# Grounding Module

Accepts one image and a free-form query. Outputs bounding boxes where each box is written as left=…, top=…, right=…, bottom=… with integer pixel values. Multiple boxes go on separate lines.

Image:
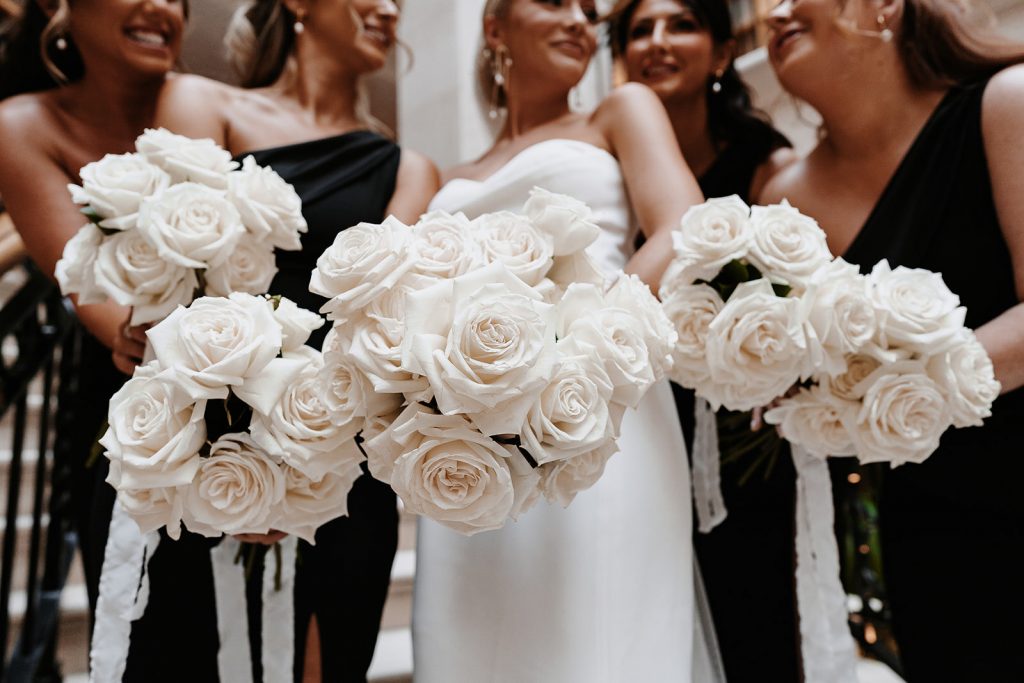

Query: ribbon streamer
left=211, top=538, right=255, bottom=683
left=261, top=536, right=298, bottom=683
left=89, top=502, right=160, bottom=683
left=792, top=446, right=859, bottom=683
left=692, top=397, right=727, bottom=533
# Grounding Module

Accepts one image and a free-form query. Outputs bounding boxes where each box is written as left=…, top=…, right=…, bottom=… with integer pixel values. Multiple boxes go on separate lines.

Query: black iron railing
left=0, top=261, right=76, bottom=683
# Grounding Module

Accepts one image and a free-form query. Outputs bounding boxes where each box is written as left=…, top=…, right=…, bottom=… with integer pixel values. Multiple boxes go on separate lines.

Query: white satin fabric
left=413, top=139, right=709, bottom=683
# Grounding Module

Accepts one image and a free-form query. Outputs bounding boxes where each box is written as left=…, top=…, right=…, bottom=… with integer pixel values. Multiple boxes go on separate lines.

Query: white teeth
left=127, top=30, right=167, bottom=47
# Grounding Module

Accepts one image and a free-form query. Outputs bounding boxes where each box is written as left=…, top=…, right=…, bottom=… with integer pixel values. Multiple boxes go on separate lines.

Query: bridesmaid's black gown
left=677, top=142, right=801, bottom=683
left=124, top=131, right=401, bottom=683
left=841, top=78, right=1024, bottom=681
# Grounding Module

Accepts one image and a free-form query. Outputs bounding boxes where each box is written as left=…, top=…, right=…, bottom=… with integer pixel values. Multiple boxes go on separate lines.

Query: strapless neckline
left=441, top=138, right=617, bottom=189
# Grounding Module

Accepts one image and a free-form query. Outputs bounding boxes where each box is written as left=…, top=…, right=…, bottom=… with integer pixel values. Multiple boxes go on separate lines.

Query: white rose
left=228, top=155, right=307, bottom=251
left=853, top=361, right=951, bottom=466
left=825, top=353, right=882, bottom=401
left=136, top=128, right=237, bottom=189
left=309, top=217, right=417, bottom=321
left=368, top=404, right=518, bottom=535
left=523, top=186, right=601, bottom=256
left=137, top=182, right=247, bottom=269
left=410, top=211, right=482, bottom=279
left=538, top=445, right=616, bottom=508
left=183, top=434, right=286, bottom=537
left=746, top=200, right=832, bottom=289
left=203, top=238, right=278, bottom=297
left=111, top=476, right=185, bottom=539
left=54, top=223, right=106, bottom=303
left=520, top=350, right=616, bottom=465
left=277, top=460, right=364, bottom=543
left=69, top=152, right=171, bottom=229
left=805, top=259, right=877, bottom=374
left=147, top=293, right=305, bottom=411
left=362, top=409, right=403, bottom=483
left=339, top=310, right=430, bottom=397
left=472, top=211, right=554, bottom=286
left=546, top=250, right=605, bottom=289
left=401, top=262, right=557, bottom=435
left=272, top=296, right=325, bottom=353
left=704, top=279, right=814, bottom=411
left=927, top=332, right=1000, bottom=428
left=764, top=386, right=858, bottom=458
left=659, top=277, right=723, bottom=390
left=92, top=228, right=199, bottom=325
left=604, top=272, right=677, bottom=380
left=320, top=327, right=403, bottom=427
left=869, top=260, right=967, bottom=355
left=670, top=195, right=751, bottom=283
left=99, top=362, right=207, bottom=489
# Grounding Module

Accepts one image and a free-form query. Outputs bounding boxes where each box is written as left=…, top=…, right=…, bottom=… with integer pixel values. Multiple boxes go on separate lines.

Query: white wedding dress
left=413, top=139, right=717, bottom=683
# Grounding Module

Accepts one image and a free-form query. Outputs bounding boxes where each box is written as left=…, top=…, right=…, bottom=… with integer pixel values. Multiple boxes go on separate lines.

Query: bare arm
left=385, top=148, right=440, bottom=223
left=152, top=74, right=230, bottom=145
left=594, top=83, right=704, bottom=292
left=979, top=65, right=1024, bottom=394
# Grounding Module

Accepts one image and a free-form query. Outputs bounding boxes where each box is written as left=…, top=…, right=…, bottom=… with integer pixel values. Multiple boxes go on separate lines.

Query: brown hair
left=478, top=0, right=514, bottom=111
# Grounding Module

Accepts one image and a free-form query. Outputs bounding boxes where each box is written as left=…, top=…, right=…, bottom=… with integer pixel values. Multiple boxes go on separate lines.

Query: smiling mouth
left=552, top=41, right=586, bottom=59
left=772, top=28, right=805, bottom=56
left=125, top=27, right=170, bottom=49
left=363, top=27, right=393, bottom=49
left=642, top=61, right=679, bottom=80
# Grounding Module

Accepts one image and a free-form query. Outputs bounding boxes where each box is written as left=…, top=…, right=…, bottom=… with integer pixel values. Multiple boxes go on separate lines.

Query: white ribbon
left=211, top=538, right=255, bottom=683
left=261, top=536, right=298, bottom=683
left=792, top=446, right=859, bottom=683
left=692, top=397, right=727, bottom=533
left=89, top=501, right=160, bottom=683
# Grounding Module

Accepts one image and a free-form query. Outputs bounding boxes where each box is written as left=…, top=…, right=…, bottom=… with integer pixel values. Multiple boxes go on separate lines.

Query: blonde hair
left=477, top=0, right=514, bottom=112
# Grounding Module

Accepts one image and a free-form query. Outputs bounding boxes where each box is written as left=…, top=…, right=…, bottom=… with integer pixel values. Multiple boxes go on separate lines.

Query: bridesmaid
left=612, top=3, right=800, bottom=680
left=153, top=0, right=437, bottom=679
left=0, top=0, right=187, bottom=620
left=761, top=0, right=1024, bottom=679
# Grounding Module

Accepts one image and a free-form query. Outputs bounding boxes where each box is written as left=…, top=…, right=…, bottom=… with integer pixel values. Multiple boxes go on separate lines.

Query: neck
left=501, top=77, right=572, bottom=139
left=663, top=93, right=718, bottom=178
left=62, top=67, right=165, bottom=135
left=274, top=41, right=362, bottom=128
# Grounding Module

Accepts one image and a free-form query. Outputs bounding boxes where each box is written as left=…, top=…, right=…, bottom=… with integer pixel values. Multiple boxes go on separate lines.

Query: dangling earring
left=55, top=35, right=68, bottom=51
left=877, top=14, right=893, bottom=42
left=294, top=8, right=307, bottom=35
left=488, top=44, right=512, bottom=121
left=711, top=69, right=724, bottom=94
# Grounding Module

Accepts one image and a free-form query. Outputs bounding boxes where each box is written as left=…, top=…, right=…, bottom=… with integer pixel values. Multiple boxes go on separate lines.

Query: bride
left=413, top=1, right=715, bottom=681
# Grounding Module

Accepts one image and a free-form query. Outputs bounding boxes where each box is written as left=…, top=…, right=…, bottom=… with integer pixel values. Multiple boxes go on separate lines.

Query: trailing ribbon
left=792, top=446, right=859, bottom=683
left=261, top=536, right=298, bottom=683
left=692, top=397, right=727, bottom=533
left=211, top=538, right=254, bottom=683
left=89, top=502, right=160, bottom=683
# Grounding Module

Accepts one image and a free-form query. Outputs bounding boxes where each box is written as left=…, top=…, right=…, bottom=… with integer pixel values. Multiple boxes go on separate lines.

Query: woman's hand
left=111, top=317, right=148, bottom=376
left=234, top=531, right=288, bottom=546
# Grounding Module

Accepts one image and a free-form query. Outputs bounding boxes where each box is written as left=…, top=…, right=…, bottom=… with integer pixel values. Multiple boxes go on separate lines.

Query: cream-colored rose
left=472, top=211, right=554, bottom=286
left=99, top=362, right=207, bottom=489
left=604, top=272, right=677, bottom=380
left=538, top=445, right=616, bottom=508
left=805, top=259, right=877, bottom=374
left=271, top=296, right=325, bottom=353
left=69, top=152, right=171, bottom=229
left=136, top=128, right=237, bottom=189
left=764, top=386, right=858, bottom=458
left=670, top=195, right=751, bottom=283
left=109, top=469, right=185, bottom=539
left=368, top=405, right=518, bottom=535
left=523, top=186, right=601, bottom=256
left=927, top=332, right=1001, bottom=428
left=659, top=276, right=723, bottom=390
left=137, top=182, right=247, bottom=269
left=869, top=260, right=967, bottom=355
left=228, top=155, right=307, bottom=250
left=853, top=361, right=951, bottom=466
left=704, top=279, right=814, bottom=411
left=319, top=326, right=403, bottom=427
left=401, top=262, right=557, bottom=435
left=309, top=217, right=417, bottom=322
left=183, top=434, right=286, bottom=537
left=826, top=354, right=882, bottom=401
left=204, top=238, right=278, bottom=297
left=520, top=350, right=616, bottom=465
left=92, top=228, right=199, bottom=325
left=746, top=200, right=832, bottom=289
left=54, top=223, right=106, bottom=304
left=277, top=458, right=364, bottom=543
left=410, top=211, right=482, bottom=279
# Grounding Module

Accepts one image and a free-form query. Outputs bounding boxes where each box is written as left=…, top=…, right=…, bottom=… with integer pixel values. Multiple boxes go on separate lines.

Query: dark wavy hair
left=609, top=0, right=789, bottom=157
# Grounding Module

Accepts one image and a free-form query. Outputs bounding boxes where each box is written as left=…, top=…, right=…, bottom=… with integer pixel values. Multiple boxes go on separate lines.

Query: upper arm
left=595, top=82, right=703, bottom=237
left=153, top=74, right=229, bottom=144
left=983, top=65, right=1024, bottom=301
left=385, top=148, right=440, bottom=223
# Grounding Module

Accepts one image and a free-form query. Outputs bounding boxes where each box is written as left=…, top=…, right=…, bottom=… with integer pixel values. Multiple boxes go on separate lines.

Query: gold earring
left=489, top=44, right=513, bottom=120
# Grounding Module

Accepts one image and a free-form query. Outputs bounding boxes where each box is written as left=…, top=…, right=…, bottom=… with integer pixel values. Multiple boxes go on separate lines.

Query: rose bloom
left=54, top=223, right=106, bottom=304
left=472, top=210, right=554, bottom=286
left=271, top=296, right=325, bottom=353
left=746, top=200, right=832, bottom=290
left=523, top=186, right=601, bottom=257
left=538, top=445, right=616, bottom=508
left=203, top=238, right=278, bottom=298
left=319, top=326, right=403, bottom=427
left=659, top=276, right=723, bottom=390
left=670, top=195, right=752, bottom=283
left=69, top=152, right=170, bottom=229
left=926, top=331, right=1001, bottom=428
left=869, top=260, right=967, bottom=355
left=277, top=458, right=364, bottom=543
left=825, top=353, right=883, bottom=401
left=764, top=385, right=858, bottom=458
left=410, top=211, right=482, bottom=279
left=804, top=259, right=878, bottom=375
left=136, top=127, right=237, bottom=189
left=228, top=155, right=307, bottom=250
left=137, top=182, right=247, bottom=269
left=603, top=272, right=677, bottom=380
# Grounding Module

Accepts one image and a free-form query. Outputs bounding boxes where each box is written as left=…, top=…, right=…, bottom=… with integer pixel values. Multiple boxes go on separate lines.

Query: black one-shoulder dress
left=841, top=79, right=1024, bottom=681
left=124, top=130, right=401, bottom=683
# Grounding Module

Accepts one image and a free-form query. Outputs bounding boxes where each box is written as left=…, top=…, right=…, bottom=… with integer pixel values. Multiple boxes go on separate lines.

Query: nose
left=376, top=0, right=399, bottom=19
left=766, top=0, right=793, bottom=32
left=651, top=18, right=668, bottom=47
left=564, top=1, right=588, bottom=32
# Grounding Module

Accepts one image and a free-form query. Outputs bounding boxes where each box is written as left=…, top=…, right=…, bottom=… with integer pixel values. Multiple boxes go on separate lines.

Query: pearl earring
left=294, top=9, right=307, bottom=35
left=877, top=14, right=893, bottom=42
left=711, top=69, right=724, bottom=94
left=55, top=35, right=68, bottom=51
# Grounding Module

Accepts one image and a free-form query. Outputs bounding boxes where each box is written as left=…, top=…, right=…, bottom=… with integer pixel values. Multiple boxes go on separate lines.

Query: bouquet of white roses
left=310, top=188, right=676, bottom=535
left=764, top=259, right=1001, bottom=466
left=99, top=292, right=362, bottom=542
left=55, top=128, right=306, bottom=324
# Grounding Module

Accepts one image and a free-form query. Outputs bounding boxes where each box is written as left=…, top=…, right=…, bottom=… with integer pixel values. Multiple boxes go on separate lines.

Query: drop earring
left=711, top=69, right=724, bottom=94
left=877, top=14, right=893, bottom=42
left=488, top=44, right=512, bottom=121
left=55, top=35, right=68, bottom=51
left=294, top=9, right=306, bottom=35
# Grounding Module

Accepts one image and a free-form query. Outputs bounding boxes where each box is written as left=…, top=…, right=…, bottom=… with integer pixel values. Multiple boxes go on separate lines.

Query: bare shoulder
left=399, top=147, right=440, bottom=181
left=750, top=146, right=801, bottom=202
left=757, top=151, right=810, bottom=205
left=0, top=91, right=55, bottom=144
left=982, top=64, right=1024, bottom=133
left=592, top=82, right=663, bottom=125
left=156, top=73, right=235, bottom=114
